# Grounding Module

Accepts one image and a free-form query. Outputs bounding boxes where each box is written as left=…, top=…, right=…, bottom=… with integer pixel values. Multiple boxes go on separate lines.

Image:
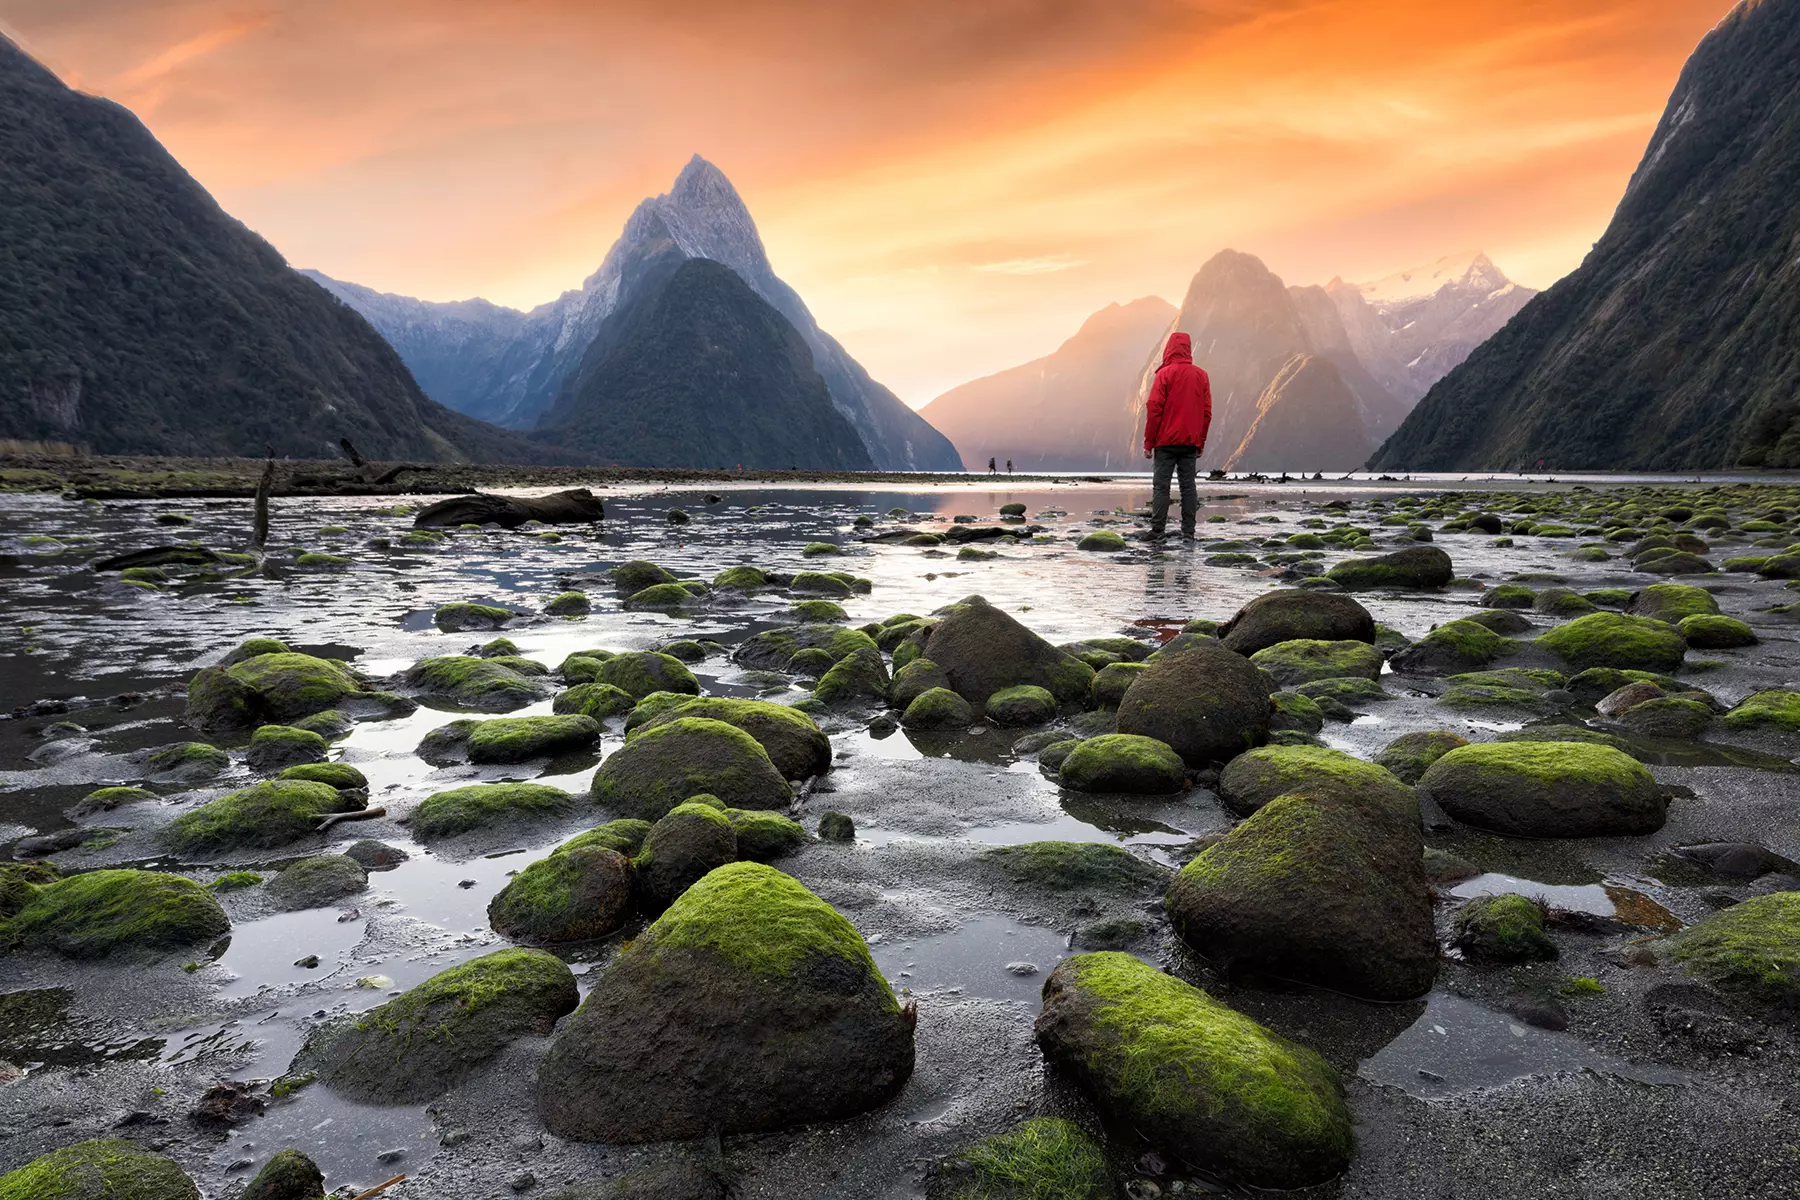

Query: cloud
left=972, top=255, right=1091, bottom=275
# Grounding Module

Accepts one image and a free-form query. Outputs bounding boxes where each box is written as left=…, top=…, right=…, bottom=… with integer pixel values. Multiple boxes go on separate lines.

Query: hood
left=1161, top=331, right=1193, bottom=367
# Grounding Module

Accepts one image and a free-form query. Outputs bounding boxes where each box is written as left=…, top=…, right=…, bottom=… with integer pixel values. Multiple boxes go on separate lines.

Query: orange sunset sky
left=0, top=0, right=1731, bottom=404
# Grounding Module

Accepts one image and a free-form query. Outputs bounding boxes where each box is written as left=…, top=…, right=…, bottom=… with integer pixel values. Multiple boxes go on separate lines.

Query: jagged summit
left=1356, top=251, right=1507, bottom=306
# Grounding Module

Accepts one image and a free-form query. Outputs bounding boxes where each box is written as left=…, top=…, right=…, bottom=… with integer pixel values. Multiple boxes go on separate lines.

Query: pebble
left=294, top=955, right=319, bottom=968
left=1003, top=961, right=1039, bottom=976
left=377, top=1148, right=407, bottom=1164
left=510, top=1171, right=537, bottom=1191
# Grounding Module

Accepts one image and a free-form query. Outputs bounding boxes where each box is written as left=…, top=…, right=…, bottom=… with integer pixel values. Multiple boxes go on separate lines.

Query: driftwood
left=412, top=488, right=605, bottom=529
left=93, top=546, right=224, bottom=572
left=318, top=807, right=385, bottom=832
left=350, top=1176, right=406, bottom=1200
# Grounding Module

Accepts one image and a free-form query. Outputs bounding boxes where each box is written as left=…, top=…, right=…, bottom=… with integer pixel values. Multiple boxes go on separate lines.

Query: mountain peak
left=1357, top=251, right=1509, bottom=306
left=669, top=153, right=739, bottom=204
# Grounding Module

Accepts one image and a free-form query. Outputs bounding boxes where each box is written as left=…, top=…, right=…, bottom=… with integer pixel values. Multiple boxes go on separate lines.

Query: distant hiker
left=988, top=457, right=997, bottom=474
left=1142, top=331, right=1212, bottom=540
left=1006, top=459, right=1013, bottom=474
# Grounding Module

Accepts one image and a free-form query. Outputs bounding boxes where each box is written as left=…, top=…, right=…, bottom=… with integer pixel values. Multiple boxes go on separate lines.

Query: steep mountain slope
left=532, top=255, right=871, bottom=470
left=916, top=297, right=1175, bottom=470
left=312, top=156, right=960, bottom=471
left=1371, top=0, right=1800, bottom=470
left=1287, top=284, right=1411, bottom=442
left=0, top=35, right=555, bottom=463
left=1222, top=355, right=1371, bottom=472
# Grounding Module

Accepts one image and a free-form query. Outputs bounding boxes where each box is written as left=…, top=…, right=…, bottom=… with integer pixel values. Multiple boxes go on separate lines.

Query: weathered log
left=412, top=488, right=605, bottom=529
left=93, top=546, right=225, bottom=571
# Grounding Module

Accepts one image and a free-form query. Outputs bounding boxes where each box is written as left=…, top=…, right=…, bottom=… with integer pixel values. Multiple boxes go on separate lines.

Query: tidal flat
left=1, top=475, right=1798, bottom=1199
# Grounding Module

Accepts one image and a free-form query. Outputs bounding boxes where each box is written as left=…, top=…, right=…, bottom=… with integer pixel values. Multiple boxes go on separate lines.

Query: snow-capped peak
left=1357, top=251, right=1506, bottom=306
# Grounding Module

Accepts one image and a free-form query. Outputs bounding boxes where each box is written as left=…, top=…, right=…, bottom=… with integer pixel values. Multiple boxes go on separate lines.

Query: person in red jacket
left=1142, top=331, right=1212, bottom=539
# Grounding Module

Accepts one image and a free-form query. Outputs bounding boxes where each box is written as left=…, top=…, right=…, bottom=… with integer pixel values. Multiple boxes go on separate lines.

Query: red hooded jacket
left=1143, top=332, right=1212, bottom=453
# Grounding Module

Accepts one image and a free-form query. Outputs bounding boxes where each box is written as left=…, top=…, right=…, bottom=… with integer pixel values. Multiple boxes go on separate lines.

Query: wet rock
left=344, top=839, right=408, bottom=871
left=1374, top=730, right=1468, bottom=785
left=627, top=583, right=704, bottom=611
left=1673, top=843, right=1794, bottom=880
left=1034, top=953, right=1352, bottom=1187
left=1532, top=586, right=1596, bottom=616
left=1269, top=690, right=1325, bottom=734
left=413, top=783, right=576, bottom=839
left=1452, top=894, right=1557, bottom=962
left=301, top=949, right=578, bottom=1103
left=1, top=869, right=228, bottom=958
left=1077, top=530, right=1127, bottom=551
left=146, top=740, right=231, bottom=782
left=0, top=1138, right=199, bottom=1199
left=1614, top=697, right=1713, bottom=738
left=1678, top=614, right=1757, bottom=648
left=1418, top=742, right=1667, bottom=837
left=1216, top=744, right=1412, bottom=818
left=558, top=818, right=654, bottom=857
left=590, top=651, right=701, bottom=700
left=465, top=715, right=603, bottom=763
left=1566, top=666, right=1680, bottom=705
left=435, top=602, right=515, bottom=632
left=983, top=842, right=1166, bottom=894
left=1479, top=583, right=1536, bottom=609
left=902, top=687, right=975, bottom=730
left=1462, top=608, right=1534, bottom=635
left=13, top=827, right=113, bottom=857
left=985, top=684, right=1057, bottom=726
left=1249, top=638, right=1383, bottom=686
left=633, top=697, right=831, bottom=780
left=720, top=809, right=804, bottom=861
left=545, top=590, right=591, bottom=617
left=814, top=647, right=891, bottom=706
left=889, top=658, right=952, bottom=709
left=1166, top=787, right=1437, bottom=1000
left=1596, top=681, right=1666, bottom=716
left=1723, top=689, right=1800, bottom=732
left=1058, top=734, right=1186, bottom=795
left=537, top=863, right=914, bottom=1142
left=544, top=1161, right=730, bottom=1200
left=267, top=855, right=368, bottom=911
left=1665, top=892, right=1800, bottom=1008
left=240, top=1149, right=325, bottom=1200
left=403, top=656, right=549, bottom=710
left=818, top=811, right=855, bottom=842
left=278, top=762, right=367, bottom=792
left=1627, top=583, right=1719, bottom=624
left=920, top=595, right=1093, bottom=705
left=1089, top=662, right=1149, bottom=709
left=936, top=1117, right=1110, bottom=1200
left=634, top=801, right=739, bottom=914
left=161, top=780, right=363, bottom=853
left=734, top=624, right=877, bottom=672
left=1388, top=619, right=1510, bottom=676
left=591, top=718, right=792, bottom=820
left=1422, top=847, right=1479, bottom=884
left=1217, top=589, right=1375, bottom=656
left=413, top=489, right=604, bottom=528
left=417, top=718, right=477, bottom=765
left=790, top=598, right=849, bottom=621
left=70, top=785, right=155, bottom=817
left=554, top=682, right=638, bottom=721
left=1294, top=675, right=1389, bottom=705
left=1115, top=640, right=1271, bottom=768
left=490, top=845, right=634, bottom=945
left=186, top=651, right=367, bottom=732
left=1537, top=612, right=1686, bottom=673
left=245, top=724, right=328, bottom=773
left=1326, top=545, right=1453, bottom=590
left=713, top=565, right=769, bottom=590
left=190, top=1078, right=265, bottom=1128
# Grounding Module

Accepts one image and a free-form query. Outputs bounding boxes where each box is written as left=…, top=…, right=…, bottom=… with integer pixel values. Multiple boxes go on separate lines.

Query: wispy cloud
left=972, top=254, right=1090, bottom=275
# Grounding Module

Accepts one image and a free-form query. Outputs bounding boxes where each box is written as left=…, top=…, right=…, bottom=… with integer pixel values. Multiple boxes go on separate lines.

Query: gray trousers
left=1151, top=444, right=1199, bottom=536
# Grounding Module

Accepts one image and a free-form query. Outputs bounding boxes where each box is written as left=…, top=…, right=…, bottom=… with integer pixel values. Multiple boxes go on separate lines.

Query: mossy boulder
left=537, top=862, right=913, bottom=1142
left=1723, top=689, right=1800, bottom=732
left=1089, top=661, right=1150, bottom=709
left=591, top=718, right=792, bottom=820
left=903, top=687, right=976, bottom=730
left=813, top=647, right=891, bottom=706
left=726, top=808, right=808, bottom=860
left=278, top=761, right=367, bottom=791
left=1677, top=614, right=1756, bottom=649
left=1077, top=530, right=1127, bottom=551
left=161, top=780, right=363, bottom=853
left=434, top=602, right=514, bottom=632
left=403, top=656, right=548, bottom=710
left=791, top=598, right=849, bottom=621
left=413, top=783, right=576, bottom=838
left=1537, top=612, right=1686, bottom=673
left=1249, top=639, right=1383, bottom=686
left=558, top=818, right=654, bottom=858
left=222, top=636, right=291, bottom=665
left=1115, top=641, right=1271, bottom=768
left=791, top=571, right=855, bottom=597
left=490, top=845, right=634, bottom=945
left=1269, top=691, right=1325, bottom=734
left=983, top=841, right=1166, bottom=893
left=146, top=740, right=230, bottom=782
left=186, top=652, right=365, bottom=731
left=634, top=697, right=831, bottom=780
left=1388, top=619, right=1510, bottom=676
left=1034, top=953, right=1352, bottom=1188
left=0, top=1139, right=199, bottom=1200
left=938, top=1117, right=1111, bottom=1200
left=1, top=869, right=228, bottom=958
left=545, top=591, right=591, bottom=617
left=713, top=565, right=770, bottom=590
left=1417, top=742, right=1666, bottom=837
left=890, top=658, right=953, bottom=709
left=1167, top=787, right=1436, bottom=1000
left=1326, top=544, right=1453, bottom=590
left=986, top=684, right=1057, bottom=727
left=634, top=802, right=739, bottom=914
left=1532, top=587, right=1596, bottom=616
left=239, top=1150, right=324, bottom=1200
left=1463, top=608, right=1534, bottom=635
left=1666, top=892, right=1800, bottom=1007
left=1479, top=583, right=1536, bottom=609
left=553, top=682, right=638, bottom=720
left=1216, top=745, right=1413, bottom=818
left=1217, top=589, right=1375, bottom=656
left=1615, top=697, right=1714, bottom=738
left=465, top=715, right=602, bottom=763
left=1628, top=583, right=1719, bottom=624
left=627, top=583, right=701, bottom=610
left=245, top=724, right=328, bottom=773
left=1452, top=894, right=1556, bottom=963
left=593, top=651, right=700, bottom=700
left=612, top=560, right=678, bottom=593
left=301, top=948, right=578, bottom=1103
left=1373, top=731, right=1468, bottom=785
left=734, top=624, right=877, bottom=672
left=1293, top=676, right=1389, bottom=705
left=267, top=854, right=368, bottom=911
left=1058, top=734, right=1186, bottom=795
left=920, top=596, right=1093, bottom=705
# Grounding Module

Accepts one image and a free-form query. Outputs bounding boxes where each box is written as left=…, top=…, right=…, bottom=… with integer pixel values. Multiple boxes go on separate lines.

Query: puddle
left=1360, top=992, right=1685, bottom=1098
left=872, top=915, right=1072, bottom=1002
left=0, top=986, right=164, bottom=1070
left=1450, top=873, right=1616, bottom=917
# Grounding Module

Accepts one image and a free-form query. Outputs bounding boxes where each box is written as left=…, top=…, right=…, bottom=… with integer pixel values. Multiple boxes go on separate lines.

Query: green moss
left=982, top=841, right=1165, bottom=891
left=1537, top=612, right=1687, bottom=673
left=726, top=808, right=809, bottom=860
left=1561, top=976, right=1607, bottom=996
left=613, top=560, right=677, bottom=592
left=595, top=651, right=700, bottom=700
left=1373, top=731, right=1468, bottom=784
left=71, top=785, right=154, bottom=816
left=1481, top=583, right=1536, bottom=608
left=1269, top=690, right=1325, bottom=735
left=1292, top=676, right=1389, bottom=703
left=986, top=684, right=1057, bottom=727
left=802, top=541, right=842, bottom=556
left=1064, top=953, right=1351, bottom=1161
left=1630, top=583, right=1719, bottom=623
left=413, top=783, right=576, bottom=838
left=1249, top=639, right=1383, bottom=686
left=278, top=761, right=368, bottom=790
left=544, top=590, right=591, bottom=616
left=194, top=651, right=365, bottom=727
left=1058, top=734, right=1187, bottom=795
left=466, top=715, right=602, bottom=763
left=0, top=1138, right=199, bottom=1200
left=1724, top=689, right=1800, bottom=732
left=1217, top=744, right=1411, bottom=817
left=1425, top=741, right=1652, bottom=792
left=208, top=871, right=263, bottom=891
left=645, top=861, right=889, bottom=997
left=162, top=780, right=360, bottom=853
left=434, top=602, right=514, bottom=631
left=814, top=646, right=890, bottom=705
left=222, top=636, right=292, bottom=665
left=1089, top=661, right=1150, bottom=709
left=624, top=690, right=701, bottom=732
left=1583, top=588, right=1632, bottom=608
left=591, top=716, right=792, bottom=819
left=246, top=724, right=327, bottom=770
left=551, top=682, right=635, bottom=721
left=947, top=1116, right=1110, bottom=1200
left=1677, top=614, right=1756, bottom=648
left=2, top=869, right=228, bottom=959
left=713, top=565, right=770, bottom=589
left=627, top=582, right=699, bottom=609
left=404, top=655, right=545, bottom=708
left=352, top=946, right=573, bottom=1036
left=1667, top=892, right=1800, bottom=1004
left=290, top=709, right=352, bottom=738
left=903, top=686, right=974, bottom=730
left=1452, top=894, right=1556, bottom=963
left=1077, top=530, right=1127, bottom=551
